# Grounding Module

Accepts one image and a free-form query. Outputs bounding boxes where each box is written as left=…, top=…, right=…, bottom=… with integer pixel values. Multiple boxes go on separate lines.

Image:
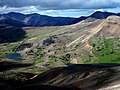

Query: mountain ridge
left=1, top=11, right=120, bottom=27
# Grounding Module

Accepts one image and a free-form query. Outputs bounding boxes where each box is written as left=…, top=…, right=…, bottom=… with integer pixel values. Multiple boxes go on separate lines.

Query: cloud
left=0, top=6, right=39, bottom=14
left=0, top=0, right=120, bottom=9
left=0, top=0, right=120, bottom=17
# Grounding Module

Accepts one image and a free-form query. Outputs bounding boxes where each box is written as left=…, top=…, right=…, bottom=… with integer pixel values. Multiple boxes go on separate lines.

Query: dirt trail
left=81, top=20, right=106, bottom=43
left=66, top=35, right=85, bottom=47
left=66, top=20, right=106, bottom=47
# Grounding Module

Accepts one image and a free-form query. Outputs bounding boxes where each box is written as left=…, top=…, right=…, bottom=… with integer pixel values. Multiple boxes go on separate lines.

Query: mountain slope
left=0, top=15, right=120, bottom=65
left=22, top=15, right=120, bottom=65
left=0, top=15, right=120, bottom=67
left=0, top=15, right=27, bottom=27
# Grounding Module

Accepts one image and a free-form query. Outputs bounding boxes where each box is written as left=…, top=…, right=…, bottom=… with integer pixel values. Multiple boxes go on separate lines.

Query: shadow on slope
left=0, top=61, right=32, bottom=72
left=0, top=64, right=120, bottom=90
left=25, top=64, right=120, bottom=90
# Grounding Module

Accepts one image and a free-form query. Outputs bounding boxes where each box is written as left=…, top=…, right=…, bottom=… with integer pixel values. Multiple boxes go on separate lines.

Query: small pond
left=7, top=53, right=22, bottom=61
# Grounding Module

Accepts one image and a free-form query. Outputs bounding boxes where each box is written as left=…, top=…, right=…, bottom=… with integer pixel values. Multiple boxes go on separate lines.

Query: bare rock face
left=96, top=16, right=120, bottom=37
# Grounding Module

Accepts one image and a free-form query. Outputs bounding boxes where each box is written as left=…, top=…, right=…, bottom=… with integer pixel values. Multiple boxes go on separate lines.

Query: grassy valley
left=1, top=16, right=120, bottom=68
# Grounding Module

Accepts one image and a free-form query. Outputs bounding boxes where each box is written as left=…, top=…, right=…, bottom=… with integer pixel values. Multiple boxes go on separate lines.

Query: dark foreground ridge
left=1, top=64, right=120, bottom=90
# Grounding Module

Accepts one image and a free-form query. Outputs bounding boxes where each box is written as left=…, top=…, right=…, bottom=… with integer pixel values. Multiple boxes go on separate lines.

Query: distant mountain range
left=0, top=12, right=79, bottom=27
left=1, top=11, right=120, bottom=27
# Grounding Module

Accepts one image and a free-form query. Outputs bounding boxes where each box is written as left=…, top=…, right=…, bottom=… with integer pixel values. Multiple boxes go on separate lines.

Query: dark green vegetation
left=0, top=24, right=26, bottom=43
left=0, top=61, right=31, bottom=72
left=90, top=37, right=120, bottom=63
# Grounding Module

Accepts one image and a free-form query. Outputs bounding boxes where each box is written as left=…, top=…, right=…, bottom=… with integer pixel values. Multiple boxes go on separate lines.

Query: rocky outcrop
left=42, top=36, right=58, bottom=46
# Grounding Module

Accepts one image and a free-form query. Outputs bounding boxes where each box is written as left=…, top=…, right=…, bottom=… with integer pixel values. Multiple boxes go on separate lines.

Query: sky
left=0, top=0, right=120, bottom=17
